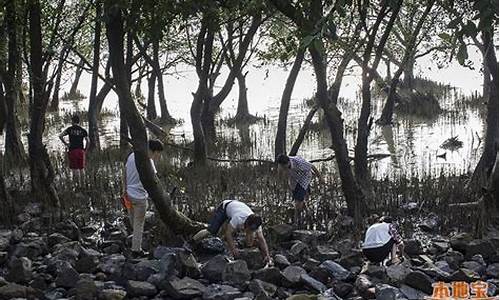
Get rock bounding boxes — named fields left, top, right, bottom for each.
left=487, top=279, right=499, bottom=297
left=55, top=261, right=81, bottom=288
left=404, top=239, right=423, bottom=256
left=355, top=274, right=374, bottom=299
left=0, top=230, right=11, bottom=251
left=386, top=263, right=412, bottom=283
left=431, top=240, right=450, bottom=253
left=274, top=254, right=291, bottom=269
left=123, top=259, right=160, bottom=281
left=73, top=279, right=97, bottom=300
left=249, top=279, right=277, bottom=298
left=399, top=284, right=429, bottom=299
left=99, top=289, right=127, bottom=300
left=11, top=239, right=47, bottom=259
left=286, top=294, right=317, bottom=300
left=99, top=254, right=125, bottom=279
left=75, top=247, right=101, bottom=274
left=290, top=241, right=309, bottom=258
left=465, top=239, right=498, bottom=262
left=319, top=260, right=352, bottom=281
left=302, top=258, right=320, bottom=272
left=315, top=245, right=340, bottom=261
left=282, top=266, right=307, bottom=287
left=449, top=268, right=480, bottom=283
left=0, top=283, right=36, bottom=300
left=301, top=273, right=327, bottom=293
left=179, top=252, right=201, bottom=278
left=462, top=261, right=486, bottom=275
left=253, top=267, right=284, bottom=286
left=6, top=257, right=32, bottom=283
left=439, top=250, right=464, bottom=270
left=418, top=213, right=439, bottom=232
left=165, top=276, right=206, bottom=299
left=450, top=232, right=472, bottom=253
left=44, top=287, right=67, bottom=300
left=239, top=248, right=265, bottom=270
left=222, top=260, right=251, bottom=287
left=416, top=263, right=451, bottom=281
left=337, top=250, right=364, bottom=269
left=486, top=263, right=499, bottom=278
left=332, top=282, right=353, bottom=298
left=48, top=233, right=71, bottom=248
left=126, top=280, right=157, bottom=297
left=198, top=237, right=226, bottom=254
left=404, top=271, right=433, bottom=294
left=153, top=245, right=178, bottom=259
left=160, top=252, right=179, bottom=278
left=471, top=254, right=486, bottom=265
left=0, top=252, right=7, bottom=266
left=203, top=284, right=242, bottom=300
left=375, top=284, right=407, bottom=300
left=55, top=220, right=81, bottom=241
left=434, top=260, right=454, bottom=274
left=29, top=273, right=48, bottom=290
left=270, top=224, right=294, bottom=242
left=361, top=264, right=386, bottom=280
left=292, top=230, right=326, bottom=245
left=201, top=255, right=228, bottom=283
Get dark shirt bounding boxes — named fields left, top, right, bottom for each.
left=62, top=125, right=88, bottom=150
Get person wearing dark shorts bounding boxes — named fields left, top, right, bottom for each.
left=362, top=216, right=404, bottom=265
left=193, top=200, right=272, bottom=264
left=276, top=154, right=322, bottom=227
left=59, top=115, right=89, bottom=185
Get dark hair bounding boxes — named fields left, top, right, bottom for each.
left=380, top=216, right=393, bottom=223
left=71, top=115, right=80, bottom=124
left=245, top=214, right=262, bottom=231
left=148, top=140, right=164, bottom=152
left=276, top=154, right=290, bottom=165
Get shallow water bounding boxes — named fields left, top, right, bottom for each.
left=2, top=50, right=486, bottom=180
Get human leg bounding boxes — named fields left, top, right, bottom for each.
left=130, top=198, right=148, bottom=252
left=194, top=204, right=227, bottom=241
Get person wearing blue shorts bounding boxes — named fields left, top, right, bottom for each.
left=276, top=154, right=322, bottom=227
left=193, top=200, right=272, bottom=264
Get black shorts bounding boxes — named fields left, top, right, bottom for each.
left=292, top=184, right=311, bottom=202
left=362, top=238, right=395, bottom=263
left=207, top=202, right=232, bottom=234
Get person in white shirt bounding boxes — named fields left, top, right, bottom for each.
left=362, top=216, right=404, bottom=265
left=122, top=140, right=163, bottom=257
left=193, top=200, right=272, bottom=264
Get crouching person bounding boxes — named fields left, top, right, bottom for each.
left=361, top=216, right=404, bottom=265
left=193, top=200, right=272, bottom=264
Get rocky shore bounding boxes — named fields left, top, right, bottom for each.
left=0, top=203, right=497, bottom=299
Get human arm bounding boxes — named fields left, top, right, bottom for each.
left=225, top=224, right=239, bottom=257
left=256, top=229, right=272, bottom=263
left=59, top=129, right=68, bottom=147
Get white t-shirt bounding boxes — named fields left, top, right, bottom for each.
left=223, top=200, right=261, bottom=232
left=126, top=153, right=157, bottom=200
left=362, top=222, right=391, bottom=249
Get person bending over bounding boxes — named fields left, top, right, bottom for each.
left=276, top=154, right=322, bottom=227
left=362, top=216, right=404, bottom=265
left=193, top=200, right=272, bottom=264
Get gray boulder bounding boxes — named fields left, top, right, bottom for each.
left=6, top=257, right=32, bottom=284
left=282, top=265, right=307, bottom=287
left=274, top=254, right=291, bottom=269
left=252, top=267, right=284, bottom=286
left=202, top=284, right=242, bottom=300
left=315, top=245, right=340, bottom=261
left=164, top=276, right=207, bottom=299
left=98, top=288, right=127, bottom=300
left=375, top=284, right=407, bottom=300
left=222, top=260, right=251, bottom=287
left=201, top=255, right=228, bottom=283
left=301, top=273, right=327, bottom=293
left=72, top=279, right=97, bottom=300
left=404, top=271, right=433, bottom=294
left=319, top=260, right=353, bottom=281
left=386, top=263, right=411, bottom=283
left=486, top=263, right=499, bottom=278
left=126, top=280, right=157, bottom=297
left=449, top=268, right=480, bottom=283
left=0, top=283, right=36, bottom=300
left=55, top=261, right=81, bottom=288
left=239, top=248, right=265, bottom=270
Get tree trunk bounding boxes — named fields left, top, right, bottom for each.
left=470, top=31, right=499, bottom=190
left=309, top=44, right=365, bottom=221
left=96, top=80, right=112, bottom=115
left=191, top=90, right=207, bottom=165
left=0, top=16, right=7, bottom=132
left=147, top=71, right=157, bottom=120
left=0, top=151, right=14, bottom=225
left=201, top=95, right=216, bottom=148
left=153, top=38, right=174, bottom=123
left=5, top=0, right=25, bottom=163
left=49, top=57, right=63, bottom=111
left=402, top=56, right=415, bottom=89
left=289, top=106, right=317, bottom=156
left=28, top=0, right=60, bottom=213
left=88, top=0, right=102, bottom=152
left=483, top=51, right=490, bottom=99
left=274, top=48, right=305, bottom=158
left=69, top=58, right=84, bottom=96
left=104, top=0, right=203, bottom=234
left=234, top=71, right=251, bottom=121
left=119, top=29, right=132, bottom=150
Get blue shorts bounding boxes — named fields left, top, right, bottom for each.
left=207, top=202, right=231, bottom=234
left=292, top=184, right=311, bottom=202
